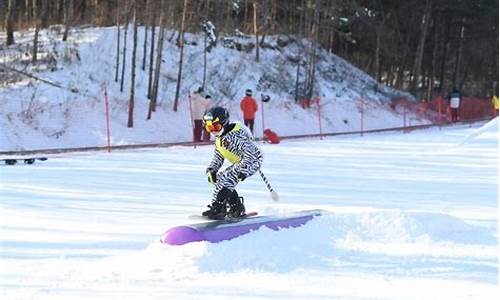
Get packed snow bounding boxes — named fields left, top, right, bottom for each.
left=1, top=118, right=498, bottom=299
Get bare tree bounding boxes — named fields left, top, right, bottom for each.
left=32, top=0, right=39, bottom=63
left=128, top=0, right=138, bottom=128
left=173, top=0, right=188, bottom=112
left=5, top=0, right=16, bottom=46
left=120, top=2, right=130, bottom=92
left=147, top=0, right=156, bottom=99
left=142, top=0, right=149, bottom=71
left=253, top=1, right=259, bottom=62
left=202, top=0, right=210, bottom=88
left=453, top=17, right=466, bottom=89
left=410, top=0, right=432, bottom=95
left=40, top=0, right=49, bottom=28
left=148, top=0, right=165, bottom=119
left=115, top=0, right=121, bottom=82
left=62, top=0, right=72, bottom=41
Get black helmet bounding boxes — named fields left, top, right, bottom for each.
left=203, top=106, right=230, bottom=126
left=245, top=89, right=252, bottom=96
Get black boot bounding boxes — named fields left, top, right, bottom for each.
left=227, top=190, right=246, bottom=218
left=202, top=201, right=226, bottom=220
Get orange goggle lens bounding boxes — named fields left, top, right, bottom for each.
left=204, top=121, right=223, bottom=132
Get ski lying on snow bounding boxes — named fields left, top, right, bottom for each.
left=1, top=157, right=48, bottom=165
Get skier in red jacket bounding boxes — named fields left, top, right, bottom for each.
left=240, top=89, right=258, bottom=134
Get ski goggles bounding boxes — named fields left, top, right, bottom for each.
left=203, top=118, right=223, bottom=133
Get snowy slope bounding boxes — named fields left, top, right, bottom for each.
left=1, top=26, right=422, bottom=152
left=0, top=119, right=497, bottom=299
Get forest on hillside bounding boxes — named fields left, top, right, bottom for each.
left=2, top=0, right=499, bottom=100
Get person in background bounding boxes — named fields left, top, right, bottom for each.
left=492, top=93, right=499, bottom=117
left=449, top=88, right=461, bottom=122
left=190, top=87, right=210, bottom=142
left=240, top=89, right=258, bottom=134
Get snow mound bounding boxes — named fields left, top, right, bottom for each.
left=457, top=117, right=498, bottom=147
left=95, top=210, right=495, bottom=281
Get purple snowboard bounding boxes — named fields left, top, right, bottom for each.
left=161, top=210, right=323, bottom=246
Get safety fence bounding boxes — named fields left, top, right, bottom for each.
left=1, top=91, right=495, bottom=156
left=390, top=96, right=496, bottom=125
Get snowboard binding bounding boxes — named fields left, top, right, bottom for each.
left=202, top=188, right=246, bottom=220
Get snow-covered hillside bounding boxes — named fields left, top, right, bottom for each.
left=1, top=26, right=422, bottom=152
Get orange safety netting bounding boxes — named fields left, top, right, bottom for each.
left=391, top=96, right=495, bottom=124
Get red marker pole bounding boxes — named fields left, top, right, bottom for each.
left=261, top=98, right=265, bottom=142
left=316, top=97, right=323, bottom=140
left=360, top=96, right=364, bottom=137
left=438, top=97, right=442, bottom=129
left=187, top=93, right=196, bottom=148
left=104, top=86, right=111, bottom=153
left=403, top=102, right=407, bottom=132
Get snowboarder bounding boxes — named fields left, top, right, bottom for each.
left=202, top=106, right=263, bottom=220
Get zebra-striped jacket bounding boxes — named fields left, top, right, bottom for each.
left=207, top=123, right=263, bottom=176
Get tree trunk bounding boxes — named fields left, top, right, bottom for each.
left=57, top=0, right=64, bottom=21
left=5, top=0, right=16, bottom=46
left=128, top=0, right=138, bottom=128
left=203, top=33, right=207, bottom=88
left=426, top=20, right=440, bottom=101
left=253, top=1, right=259, bottom=62
left=294, top=61, right=300, bottom=102
left=148, top=0, right=165, bottom=119
left=115, top=1, right=121, bottom=82
left=202, top=0, right=209, bottom=88
left=173, top=0, right=188, bottom=112
left=142, top=0, right=149, bottom=71
left=437, top=15, right=451, bottom=93
left=374, top=29, right=381, bottom=81
left=32, top=0, right=39, bottom=63
left=452, top=17, right=466, bottom=89
left=25, top=0, right=31, bottom=24
left=40, top=0, right=49, bottom=28
left=120, top=2, right=130, bottom=93
left=307, top=0, right=320, bottom=99
left=62, top=0, right=71, bottom=41
left=147, top=0, right=156, bottom=99
left=411, top=0, right=432, bottom=95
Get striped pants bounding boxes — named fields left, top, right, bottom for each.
left=211, top=160, right=262, bottom=205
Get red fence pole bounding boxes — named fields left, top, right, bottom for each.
left=261, top=98, right=265, bottom=141
left=438, top=97, right=442, bottom=129
left=316, top=97, right=323, bottom=140
left=360, top=96, right=364, bottom=137
left=403, top=102, right=407, bottom=133
left=104, top=86, right=112, bottom=153
left=187, top=93, right=196, bottom=148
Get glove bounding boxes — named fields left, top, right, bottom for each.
left=237, top=172, right=247, bottom=182
left=207, top=169, right=217, bottom=184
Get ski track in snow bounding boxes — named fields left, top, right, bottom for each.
left=0, top=120, right=498, bottom=299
